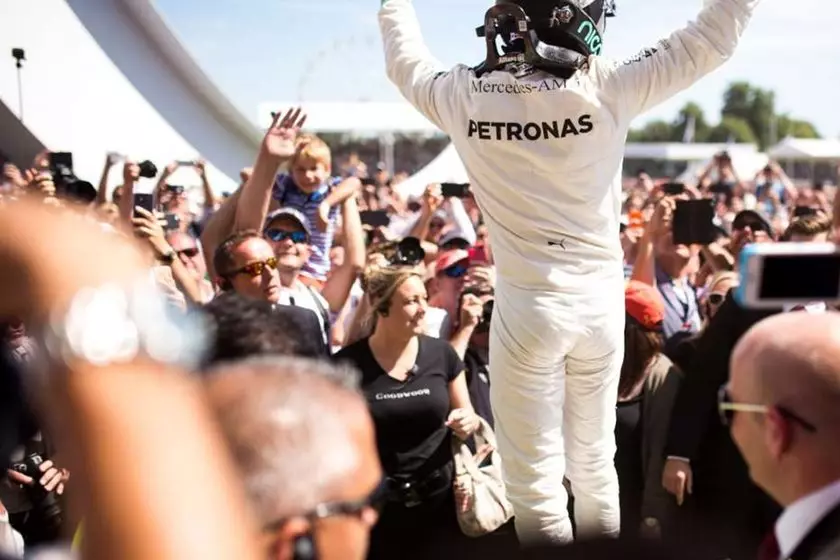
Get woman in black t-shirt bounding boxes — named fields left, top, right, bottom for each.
left=334, top=266, right=480, bottom=560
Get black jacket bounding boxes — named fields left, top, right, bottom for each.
left=792, top=502, right=840, bottom=560
left=664, top=291, right=781, bottom=557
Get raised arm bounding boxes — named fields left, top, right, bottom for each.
left=607, top=0, right=761, bottom=120
left=234, top=108, right=306, bottom=232
left=379, top=0, right=456, bottom=130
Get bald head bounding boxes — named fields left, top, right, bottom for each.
left=731, top=311, right=840, bottom=432
left=203, top=357, right=375, bottom=524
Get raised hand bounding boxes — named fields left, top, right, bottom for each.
left=262, top=107, right=308, bottom=161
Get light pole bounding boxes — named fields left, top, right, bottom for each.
left=11, top=48, right=25, bottom=122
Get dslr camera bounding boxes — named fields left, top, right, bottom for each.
left=48, top=152, right=96, bottom=203
left=11, top=452, right=63, bottom=524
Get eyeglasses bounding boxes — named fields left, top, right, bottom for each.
left=228, top=257, right=278, bottom=278
left=443, top=262, right=469, bottom=279
left=265, top=229, right=308, bottom=244
left=717, top=386, right=817, bottom=432
left=177, top=247, right=199, bottom=258
left=708, top=293, right=725, bottom=306
left=263, top=477, right=389, bottom=534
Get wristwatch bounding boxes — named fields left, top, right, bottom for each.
left=37, top=278, right=209, bottom=370
left=158, top=248, right=176, bottom=265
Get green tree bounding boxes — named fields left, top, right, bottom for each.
left=627, top=120, right=674, bottom=143
left=706, top=116, right=757, bottom=144
left=672, top=102, right=711, bottom=142
left=776, top=115, right=821, bottom=140
left=628, top=82, right=821, bottom=146
left=721, top=82, right=776, bottom=149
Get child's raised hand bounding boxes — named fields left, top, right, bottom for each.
left=262, top=108, right=307, bottom=160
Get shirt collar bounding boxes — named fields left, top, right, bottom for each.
left=776, top=480, right=840, bottom=559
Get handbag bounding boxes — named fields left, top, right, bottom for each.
left=451, top=417, right=514, bottom=537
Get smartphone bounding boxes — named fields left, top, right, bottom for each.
left=468, top=245, right=489, bottom=265
left=175, top=160, right=195, bottom=167
left=133, top=193, right=155, bottom=217
left=672, top=199, right=715, bottom=246
left=360, top=210, right=390, bottom=228
left=49, top=152, right=73, bottom=170
left=663, top=182, right=686, bottom=196
left=361, top=177, right=377, bottom=187
left=441, top=183, right=471, bottom=198
left=735, top=243, right=840, bottom=309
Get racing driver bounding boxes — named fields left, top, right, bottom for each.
left=378, top=0, right=762, bottom=545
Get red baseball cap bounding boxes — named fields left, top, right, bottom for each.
left=435, top=249, right=470, bottom=273
left=625, top=280, right=665, bottom=332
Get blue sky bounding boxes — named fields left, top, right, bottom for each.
left=155, top=0, right=840, bottom=137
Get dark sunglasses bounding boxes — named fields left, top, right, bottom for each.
left=717, top=386, right=817, bottom=432
left=177, top=247, right=199, bottom=258
left=263, top=477, right=389, bottom=534
left=265, top=229, right=308, bottom=244
left=708, top=293, right=725, bottom=306
left=443, top=262, right=469, bottom=279
left=229, top=257, right=278, bottom=278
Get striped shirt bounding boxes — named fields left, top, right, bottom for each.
left=272, top=174, right=341, bottom=281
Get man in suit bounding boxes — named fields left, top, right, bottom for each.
left=726, top=312, right=840, bottom=560
left=661, top=290, right=781, bottom=559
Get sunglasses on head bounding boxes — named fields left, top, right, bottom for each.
left=717, top=385, right=817, bottom=432
left=264, top=229, right=308, bottom=244
left=443, top=261, right=469, bottom=279
left=229, top=257, right=278, bottom=278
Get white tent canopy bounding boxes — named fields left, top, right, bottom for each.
left=624, top=142, right=759, bottom=161
left=767, top=137, right=840, bottom=160
left=394, top=144, right=470, bottom=199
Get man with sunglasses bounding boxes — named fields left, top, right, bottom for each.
left=427, top=249, right=470, bottom=339
left=263, top=209, right=332, bottom=346
left=211, top=231, right=329, bottom=358
left=724, top=312, right=840, bottom=560
left=204, top=356, right=383, bottom=560
left=214, top=231, right=284, bottom=304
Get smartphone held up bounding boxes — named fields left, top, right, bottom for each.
left=736, top=243, right=840, bottom=310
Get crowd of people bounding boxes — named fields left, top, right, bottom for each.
left=2, top=102, right=840, bottom=559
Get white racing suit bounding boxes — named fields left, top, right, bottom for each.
left=379, top=0, right=760, bottom=543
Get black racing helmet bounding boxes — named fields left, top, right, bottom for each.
left=474, top=0, right=617, bottom=78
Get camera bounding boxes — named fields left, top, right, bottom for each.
left=138, top=160, right=158, bottom=179
left=11, top=453, right=63, bottom=524
left=390, top=237, right=425, bottom=267
left=48, top=152, right=96, bottom=203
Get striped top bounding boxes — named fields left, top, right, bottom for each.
left=272, top=174, right=341, bottom=281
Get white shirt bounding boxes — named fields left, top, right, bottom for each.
left=379, top=0, right=761, bottom=291
left=776, top=479, right=840, bottom=560
left=0, top=509, right=24, bottom=558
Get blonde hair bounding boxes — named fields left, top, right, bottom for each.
left=707, top=271, right=739, bottom=293
left=293, top=134, right=331, bottom=168
left=364, top=265, right=423, bottom=321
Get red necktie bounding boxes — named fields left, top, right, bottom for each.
left=758, top=530, right=780, bottom=560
